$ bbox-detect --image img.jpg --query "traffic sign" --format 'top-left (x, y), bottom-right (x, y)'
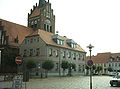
top-left (87, 59), bottom-right (93, 67)
top-left (15, 56), bottom-right (22, 65)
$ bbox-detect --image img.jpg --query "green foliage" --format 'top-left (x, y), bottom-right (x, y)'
top-left (85, 65), bottom-right (90, 70)
top-left (71, 63), bottom-right (76, 70)
top-left (96, 66), bottom-right (103, 73)
top-left (26, 60), bottom-right (36, 69)
top-left (108, 67), bottom-right (113, 72)
top-left (61, 60), bottom-right (69, 71)
top-left (42, 60), bottom-right (54, 71)
top-left (92, 65), bottom-right (96, 70)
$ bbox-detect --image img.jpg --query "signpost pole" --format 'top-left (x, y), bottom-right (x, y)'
top-left (87, 44), bottom-right (94, 89)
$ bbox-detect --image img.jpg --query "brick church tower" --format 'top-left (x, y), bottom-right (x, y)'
top-left (28, 0), bottom-right (55, 33)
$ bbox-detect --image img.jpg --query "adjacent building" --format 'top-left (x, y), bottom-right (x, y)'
top-left (0, 19), bottom-right (33, 73)
top-left (89, 52), bottom-right (120, 75)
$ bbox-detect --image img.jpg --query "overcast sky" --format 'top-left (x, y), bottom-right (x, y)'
top-left (0, 0), bottom-right (120, 55)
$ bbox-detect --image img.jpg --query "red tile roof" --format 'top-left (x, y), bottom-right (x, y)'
top-left (0, 19), bottom-right (33, 46)
top-left (29, 7), bottom-right (40, 18)
top-left (92, 52), bottom-right (111, 63)
top-left (26, 29), bottom-right (85, 52)
top-left (87, 52), bottom-right (120, 64)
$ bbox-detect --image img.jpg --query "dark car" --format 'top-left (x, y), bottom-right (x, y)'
top-left (110, 75), bottom-right (120, 87)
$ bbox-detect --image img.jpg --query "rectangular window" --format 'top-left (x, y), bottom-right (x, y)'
top-left (73, 53), bottom-right (76, 60)
top-left (115, 63), bottom-right (117, 67)
top-left (36, 48), bottom-right (40, 56)
top-left (112, 63), bottom-right (114, 67)
top-left (25, 39), bottom-right (27, 44)
top-left (30, 49), bottom-right (33, 56)
top-left (30, 38), bottom-right (33, 43)
top-left (37, 37), bottom-right (39, 42)
top-left (49, 48), bottom-right (52, 56)
top-left (34, 24), bottom-right (37, 28)
top-left (55, 50), bottom-right (58, 57)
top-left (23, 49), bottom-right (27, 57)
top-left (71, 44), bottom-right (73, 48)
top-left (50, 26), bottom-right (52, 32)
top-left (57, 39), bottom-right (60, 44)
top-left (104, 63), bottom-right (106, 67)
top-left (63, 51), bottom-right (65, 58)
top-left (68, 52), bottom-right (71, 58)
top-left (82, 55), bottom-right (84, 61)
top-left (44, 24), bottom-right (46, 30)
top-left (109, 63), bottom-right (111, 67)
top-left (78, 54), bottom-right (81, 60)
top-left (47, 25), bottom-right (49, 32)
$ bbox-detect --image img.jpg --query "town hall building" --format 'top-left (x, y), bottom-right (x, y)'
top-left (0, 0), bottom-right (86, 75)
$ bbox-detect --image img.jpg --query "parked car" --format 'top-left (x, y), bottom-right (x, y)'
top-left (108, 72), bottom-right (118, 76)
top-left (110, 75), bottom-right (120, 87)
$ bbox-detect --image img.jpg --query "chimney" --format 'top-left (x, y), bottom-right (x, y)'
top-left (28, 13), bottom-right (29, 17)
top-left (30, 9), bottom-right (33, 14)
top-left (36, 3), bottom-right (37, 6)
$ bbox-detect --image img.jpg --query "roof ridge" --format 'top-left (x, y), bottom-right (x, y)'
top-left (0, 18), bottom-right (31, 29)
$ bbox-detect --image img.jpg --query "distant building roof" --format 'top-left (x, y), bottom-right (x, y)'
top-left (87, 52), bottom-right (120, 64)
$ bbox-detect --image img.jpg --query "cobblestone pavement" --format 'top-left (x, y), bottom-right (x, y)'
top-left (1, 76), bottom-right (120, 89)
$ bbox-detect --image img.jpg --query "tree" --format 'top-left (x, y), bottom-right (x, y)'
top-left (108, 67), bottom-right (113, 72)
top-left (42, 60), bottom-right (54, 77)
top-left (92, 65), bottom-right (96, 74)
top-left (26, 60), bottom-right (36, 70)
top-left (61, 60), bottom-right (69, 76)
top-left (96, 66), bottom-right (103, 75)
top-left (68, 62), bottom-right (76, 76)
top-left (85, 65), bottom-right (90, 75)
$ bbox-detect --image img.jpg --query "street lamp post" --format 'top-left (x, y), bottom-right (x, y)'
top-left (87, 44), bottom-right (94, 89)
top-left (58, 49), bottom-right (61, 77)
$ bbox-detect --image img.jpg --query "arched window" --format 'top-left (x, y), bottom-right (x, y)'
top-left (44, 19), bottom-right (52, 32)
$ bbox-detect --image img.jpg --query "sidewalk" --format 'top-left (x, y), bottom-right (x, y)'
top-left (0, 81), bottom-right (12, 89)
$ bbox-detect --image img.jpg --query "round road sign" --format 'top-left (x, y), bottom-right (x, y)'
top-left (15, 56), bottom-right (22, 65)
top-left (87, 59), bottom-right (93, 67)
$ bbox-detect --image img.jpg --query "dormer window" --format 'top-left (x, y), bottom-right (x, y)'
top-left (71, 43), bottom-right (76, 48)
top-left (66, 39), bottom-right (76, 48)
top-left (52, 34), bottom-right (64, 45)
top-left (57, 39), bottom-right (64, 45)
